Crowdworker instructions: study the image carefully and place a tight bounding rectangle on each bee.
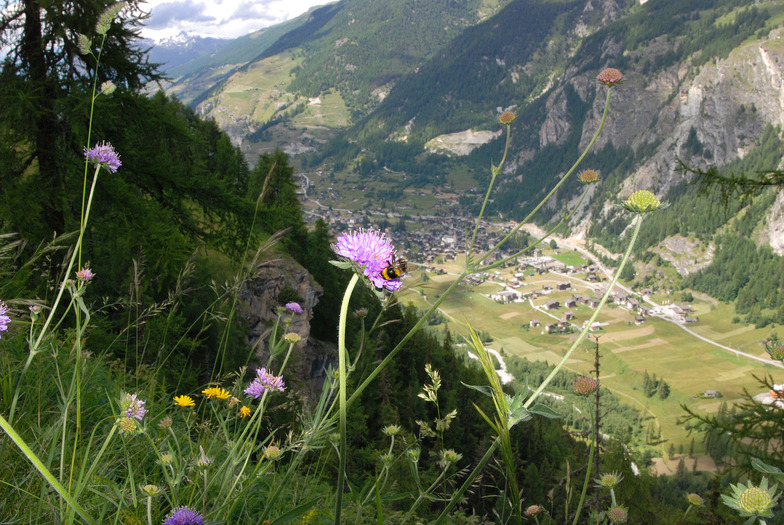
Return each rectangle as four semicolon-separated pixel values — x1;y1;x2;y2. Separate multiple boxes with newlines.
381;255;408;281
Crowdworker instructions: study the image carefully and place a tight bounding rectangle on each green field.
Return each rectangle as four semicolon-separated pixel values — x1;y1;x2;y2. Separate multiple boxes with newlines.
399;259;783;461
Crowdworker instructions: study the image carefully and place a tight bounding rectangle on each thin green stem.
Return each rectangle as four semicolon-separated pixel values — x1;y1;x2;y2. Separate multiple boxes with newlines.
33;166;101;351
572;438;595;525
525;213;643;409
401;467;449;524
469;124;511;258
434;437;501;524
476;87;612;268
0;414;98;525
335;273;359;525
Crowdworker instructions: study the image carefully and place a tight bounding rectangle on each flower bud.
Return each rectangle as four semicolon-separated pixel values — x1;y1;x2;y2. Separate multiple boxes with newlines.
264;445;282;461
573;376;598;396
607;505;628;524
142;484;160;497
498;111;517;125
383;424;401;436
284;332;301;344
525;505;542;516
597;68;623;86
579;169;599;184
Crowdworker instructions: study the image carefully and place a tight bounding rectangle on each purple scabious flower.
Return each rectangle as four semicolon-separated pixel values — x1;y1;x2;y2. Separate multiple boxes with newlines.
76;267;94;282
121;392;147;421
84;141;121;173
244;368;285;399
285;302;303;314
162;506;204;525
0;302;10;338
333;229;402;291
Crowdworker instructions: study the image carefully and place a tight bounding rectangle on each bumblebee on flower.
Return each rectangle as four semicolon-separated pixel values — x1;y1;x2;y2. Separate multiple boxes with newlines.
332;229;406;292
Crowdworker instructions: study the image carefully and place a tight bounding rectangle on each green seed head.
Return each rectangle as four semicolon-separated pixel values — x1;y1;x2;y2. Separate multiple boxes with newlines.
687;493;703;507
738;486;772;514
600;472;622;488
623;190;661;214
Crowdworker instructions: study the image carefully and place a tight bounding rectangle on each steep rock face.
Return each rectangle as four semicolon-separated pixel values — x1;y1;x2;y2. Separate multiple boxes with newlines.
764;190;784;256
237;255;333;399
541;29;784;252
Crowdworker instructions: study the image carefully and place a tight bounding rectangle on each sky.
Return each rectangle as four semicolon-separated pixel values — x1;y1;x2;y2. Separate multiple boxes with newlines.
140;0;330;41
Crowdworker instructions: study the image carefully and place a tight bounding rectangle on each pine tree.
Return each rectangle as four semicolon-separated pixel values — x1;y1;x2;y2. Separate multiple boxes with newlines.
657;380;670;399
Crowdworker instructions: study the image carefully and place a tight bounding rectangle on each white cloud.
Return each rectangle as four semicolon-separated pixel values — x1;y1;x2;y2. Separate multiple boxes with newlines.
140;0;330;40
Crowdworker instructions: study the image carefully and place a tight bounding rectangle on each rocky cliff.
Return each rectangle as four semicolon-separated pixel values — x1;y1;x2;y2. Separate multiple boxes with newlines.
536;26;784;253
237;255;334;399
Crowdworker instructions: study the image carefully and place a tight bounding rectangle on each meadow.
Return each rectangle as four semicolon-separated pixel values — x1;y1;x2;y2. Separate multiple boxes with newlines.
399;251;783;464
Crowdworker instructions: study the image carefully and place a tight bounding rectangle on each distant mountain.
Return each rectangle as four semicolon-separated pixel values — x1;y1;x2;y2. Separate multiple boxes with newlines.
165;0;784;260
142;32;230;72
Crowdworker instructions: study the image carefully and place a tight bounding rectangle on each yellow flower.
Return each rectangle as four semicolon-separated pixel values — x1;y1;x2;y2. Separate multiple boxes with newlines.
202;386;231;400
173;395;195;408
239;406;251;418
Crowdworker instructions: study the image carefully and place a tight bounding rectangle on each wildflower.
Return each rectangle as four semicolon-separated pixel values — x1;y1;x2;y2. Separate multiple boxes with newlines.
354;308;369;318
597;67;623;86
159;417;172;430
202;386;231;400
283;332;301;344
407;448;421;463
623;190;661;214
173;395;195;408
0;302;10;338
84;141;121;173
498;111;517;126
244;368;285;398
285;301;303;314
118;416;137;434
76;268;94;282
239;406;251;418
597;472;622;489
100;81;116;95
722;478;780;520
162;505;204;525
687;493;704;507
379;452;394;466
142;484;160;497
264;444;282;460
579;169;599;184
383;424;401;436
438;449;461;469
159;453;174;465
229;396;241;407
606;505;628;524
525;505;542;516
96;2;127;36
120;392;147;421
573;376;598;396
333;229;402;291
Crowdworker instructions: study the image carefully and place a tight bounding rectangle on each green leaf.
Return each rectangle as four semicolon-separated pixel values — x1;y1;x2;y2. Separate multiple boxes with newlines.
461;382;493;397
270;497;321;525
329;260;352;269
529;403;562;419
508;406;532;427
